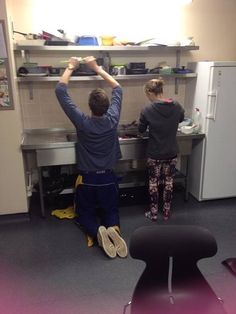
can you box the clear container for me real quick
[192,108,201,133]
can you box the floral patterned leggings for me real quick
[146,157,177,220]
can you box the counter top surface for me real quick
[21,129,205,150]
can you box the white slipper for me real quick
[107,227,128,258]
[97,226,116,258]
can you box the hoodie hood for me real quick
[151,100,176,118]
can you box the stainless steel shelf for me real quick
[14,44,199,94]
[14,44,199,52]
[14,45,148,51]
[16,75,103,82]
[16,73,197,82]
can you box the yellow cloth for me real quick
[75,175,83,187]
[51,206,77,219]
[51,175,82,220]
[87,235,94,247]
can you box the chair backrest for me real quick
[129,225,227,314]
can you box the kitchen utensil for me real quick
[100,36,116,46]
[45,40,69,46]
[126,68,148,75]
[126,62,148,75]
[172,66,193,74]
[60,57,84,64]
[135,38,155,46]
[180,125,194,134]
[76,36,98,46]
[13,30,39,39]
[16,39,45,46]
[71,58,103,76]
[48,67,62,76]
[149,67,162,74]
[159,67,172,75]
[42,30,70,46]
[128,62,146,69]
[178,117,192,129]
[17,65,50,77]
[110,65,126,75]
[42,30,62,41]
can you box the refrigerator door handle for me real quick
[206,91,218,120]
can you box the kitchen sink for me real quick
[66,130,149,142]
[64,130,148,161]
[23,128,203,168]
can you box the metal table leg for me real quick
[38,167,46,217]
[184,156,190,201]
[180,155,190,202]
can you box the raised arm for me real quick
[59,57,81,85]
[59,56,119,89]
[84,56,120,89]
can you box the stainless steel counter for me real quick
[21,128,205,216]
[22,128,204,165]
[22,128,204,150]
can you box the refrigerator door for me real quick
[201,66,236,199]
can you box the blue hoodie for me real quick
[55,83,123,171]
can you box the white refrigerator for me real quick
[185,61,236,201]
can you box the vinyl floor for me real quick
[0,188,236,314]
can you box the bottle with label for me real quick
[192,107,201,133]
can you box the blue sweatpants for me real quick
[75,170,120,238]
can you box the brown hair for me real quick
[88,88,110,116]
[144,78,164,96]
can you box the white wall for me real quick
[0,0,28,214]
[9,0,236,62]
[182,0,236,61]
[10,0,190,44]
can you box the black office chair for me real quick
[126,225,227,314]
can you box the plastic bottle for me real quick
[192,108,201,133]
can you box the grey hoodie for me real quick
[138,99,184,160]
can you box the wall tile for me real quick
[19,70,189,129]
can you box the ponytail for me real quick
[144,78,164,95]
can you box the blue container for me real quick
[76,36,98,46]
